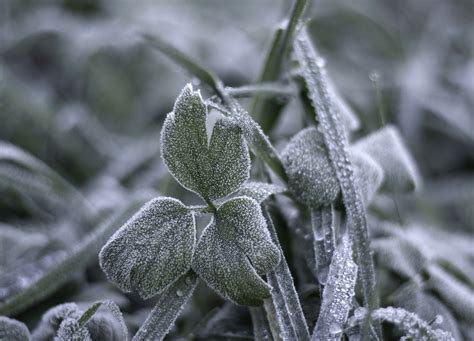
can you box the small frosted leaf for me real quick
[313,237,358,340]
[281,127,339,207]
[235,182,286,203]
[161,84,250,200]
[78,301,128,341]
[353,125,421,192]
[0,316,31,341]
[32,303,82,341]
[192,197,280,306]
[99,197,195,299]
[350,150,384,206]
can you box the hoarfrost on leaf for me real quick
[192,196,280,306]
[353,125,421,193]
[350,150,384,206]
[161,84,250,201]
[281,127,339,207]
[99,197,195,299]
[0,316,31,341]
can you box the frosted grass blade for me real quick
[263,207,310,341]
[132,271,198,341]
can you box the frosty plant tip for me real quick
[99,84,283,306]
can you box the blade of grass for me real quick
[251,0,308,132]
[293,28,380,335]
[249,307,273,341]
[132,271,198,341]
[263,206,310,341]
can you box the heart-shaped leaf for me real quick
[161,84,250,201]
[99,197,195,299]
[281,127,339,207]
[192,197,280,306]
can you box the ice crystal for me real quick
[0,316,31,341]
[353,125,421,193]
[99,197,195,299]
[281,127,339,207]
[192,197,280,306]
[161,84,250,201]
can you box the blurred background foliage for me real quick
[0,0,472,339]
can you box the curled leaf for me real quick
[161,84,250,201]
[99,197,195,299]
[353,125,421,192]
[0,316,31,341]
[281,127,339,207]
[192,197,280,306]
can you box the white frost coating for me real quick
[132,272,198,341]
[281,127,339,207]
[350,150,384,206]
[353,125,421,193]
[0,316,31,341]
[326,78,360,133]
[161,84,250,201]
[192,197,280,306]
[235,181,286,203]
[348,307,455,341]
[312,237,358,341]
[294,29,377,313]
[99,197,195,299]
[32,301,127,341]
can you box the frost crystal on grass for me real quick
[161,84,250,201]
[99,197,195,299]
[353,125,421,193]
[313,237,358,341]
[348,307,455,341]
[281,127,339,207]
[0,316,31,341]
[192,197,280,306]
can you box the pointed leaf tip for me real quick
[99,197,195,299]
[192,197,280,306]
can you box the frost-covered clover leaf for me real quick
[281,127,340,207]
[99,197,195,299]
[161,84,250,201]
[192,197,280,306]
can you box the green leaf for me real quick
[281,127,339,207]
[99,197,195,299]
[234,182,286,203]
[0,316,31,341]
[161,85,250,201]
[353,125,421,193]
[192,197,280,306]
[132,271,198,341]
